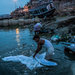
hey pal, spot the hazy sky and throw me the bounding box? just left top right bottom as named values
left=0, top=0, right=30, bottom=15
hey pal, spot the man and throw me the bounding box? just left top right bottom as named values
left=34, top=22, right=42, bottom=34
left=33, top=35, right=55, bottom=61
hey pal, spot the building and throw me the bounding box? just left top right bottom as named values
left=23, top=6, right=29, bottom=12
left=11, top=6, right=29, bottom=18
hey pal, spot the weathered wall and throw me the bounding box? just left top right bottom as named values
left=0, top=18, right=40, bottom=27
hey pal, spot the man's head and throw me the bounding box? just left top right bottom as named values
left=33, top=35, right=40, bottom=42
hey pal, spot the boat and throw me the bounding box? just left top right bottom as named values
left=64, top=46, right=75, bottom=59
left=29, top=2, right=55, bottom=18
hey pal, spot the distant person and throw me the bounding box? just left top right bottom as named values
left=33, top=35, right=55, bottom=61
left=34, top=22, right=42, bottom=34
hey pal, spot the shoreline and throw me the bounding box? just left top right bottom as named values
left=0, top=16, right=75, bottom=27
left=0, top=18, right=40, bottom=27
left=0, top=16, right=75, bottom=42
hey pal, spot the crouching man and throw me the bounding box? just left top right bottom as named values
left=33, top=35, right=55, bottom=61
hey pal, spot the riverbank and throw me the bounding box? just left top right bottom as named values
left=0, top=15, right=75, bottom=27
left=42, top=16, right=75, bottom=35
left=0, top=18, right=40, bottom=27
left=29, top=16, right=75, bottom=42
left=0, top=15, right=75, bottom=42
left=41, top=16, right=75, bottom=41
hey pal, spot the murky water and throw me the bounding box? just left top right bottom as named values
left=0, top=27, right=75, bottom=75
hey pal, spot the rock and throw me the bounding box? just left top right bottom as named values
left=34, top=17, right=40, bottom=22
left=9, top=19, right=18, bottom=26
left=2, top=20, right=9, bottom=26
left=69, top=36, right=75, bottom=43
left=69, top=25, right=75, bottom=35
left=18, top=19, right=24, bottom=25
left=56, top=27, right=69, bottom=35
left=57, top=16, right=75, bottom=27
left=68, top=44, right=75, bottom=51
left=51, top=35, right=61, bottom=41
left=0, top=18, right=40, bottom=27
left=0, top=21, right=3, bottom=26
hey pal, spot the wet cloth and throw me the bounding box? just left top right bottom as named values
left=2, top=55, right=43, bottom=70
left=41, top=38, right=55, bottom=59
left=34, top=23, right=42, bottom=31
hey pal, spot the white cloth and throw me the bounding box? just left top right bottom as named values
left=41, top=38, right=55, bottom=56
left=2, top=55, right=43, bottom=70
left=34, top=23, right=42, bottom=31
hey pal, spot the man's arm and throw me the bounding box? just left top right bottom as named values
left=33, top=43, right=42, bottom=58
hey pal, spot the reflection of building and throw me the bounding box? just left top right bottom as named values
left=16, top=28, right=20, bottom=46
left=16, top=28, right=19, bottom=34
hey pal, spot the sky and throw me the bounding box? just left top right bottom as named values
left=0, top=0, right=30, bottom=15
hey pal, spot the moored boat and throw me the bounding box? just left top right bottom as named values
left=29, top=2, right=55, bottom=18
left=64, top=44, right=75, bottom=59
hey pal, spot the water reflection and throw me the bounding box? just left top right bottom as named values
left=16, top=28, right=20, bottom=46
left=16, top=28, right=19, bottom=34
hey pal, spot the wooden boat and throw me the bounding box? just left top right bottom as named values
left=64, top=47, right=75, bottom=59
left=29, top=2, right=55, bottom=18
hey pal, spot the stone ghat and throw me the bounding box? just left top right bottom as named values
left=0, top=18, right=40, bottom=27
left=42, top=16, right=75, bottom=36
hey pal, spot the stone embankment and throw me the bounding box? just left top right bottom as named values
left=0, top=18, right=40, bottom=27
left=43, top=16, right=75, bottom=35
left=42, top=16, right=75, bottom=42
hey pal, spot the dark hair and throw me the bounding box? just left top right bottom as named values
left=33, top=35, right=40, bottom=40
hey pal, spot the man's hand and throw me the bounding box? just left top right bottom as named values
left=33, top=54, right=35, bottom=58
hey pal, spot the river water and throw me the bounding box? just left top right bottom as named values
left=0, top=27, right=75, bottom=75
